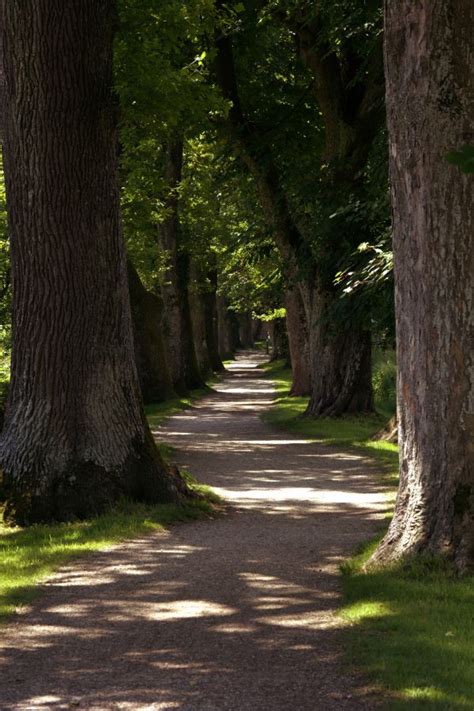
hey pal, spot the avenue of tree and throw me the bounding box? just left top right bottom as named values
left=0, top=0, right=472, bottom=570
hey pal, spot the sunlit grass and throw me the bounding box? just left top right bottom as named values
left=341, top=543, right=474, bottom=710
left=145, top=385, right=214, bottom=429
left=0, top=496, right=217, bottom=625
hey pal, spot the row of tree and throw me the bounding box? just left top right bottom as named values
left=0, top=1, right=472, bottom=570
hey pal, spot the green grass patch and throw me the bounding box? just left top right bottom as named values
left=145, top=385, right=213, bottom=429
left=0, top=496, right=217, bottom=625
left=341, top=543, right=474, bottom=709
left=261, top=359, right=398, bottom=481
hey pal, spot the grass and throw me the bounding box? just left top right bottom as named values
left=0, top=385, right=222, bottom=626
left=263, top=357, right=474, bottom=710
left=145, top=384, right=215, bottom=429
left=341, top=544, right=474, bottom=709
left=0, top=496, right=216, bottom=625
left=261, top=358, right=398, bottom=482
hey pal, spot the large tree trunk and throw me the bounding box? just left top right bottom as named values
left=217, top=295, right=234, bottom=360
left=127, top=260, right=175, bottom=404
left=285, top=287, right=311, bottom=396
left=302, top=286, right=373, bottom=417
left=372, top=1, right=474, bottom=570
left=160, top=140, right=203, bottom=394
left=0, top=0, right=184, bottom=524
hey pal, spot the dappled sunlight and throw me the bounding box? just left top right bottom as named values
left=212, top=484, right=386, bottom=514
left=341, top=600, right=393, bottom=623
left=130, top=599, right=237, bottom=622
left=0, top=353, right=386, bottom=709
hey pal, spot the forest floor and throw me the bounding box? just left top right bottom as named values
left=0, top=351, right=389, bottom=710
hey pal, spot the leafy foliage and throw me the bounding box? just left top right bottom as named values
left=447, top=145, right=474, bottom=174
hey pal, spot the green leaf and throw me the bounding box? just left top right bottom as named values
left=447, top=145, right=474, bottom=174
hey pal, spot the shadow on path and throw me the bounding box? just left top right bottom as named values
left=0, top=352, right=388, bottom=710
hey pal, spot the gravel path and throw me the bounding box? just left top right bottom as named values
left=0, top=352, right=388, bottom=710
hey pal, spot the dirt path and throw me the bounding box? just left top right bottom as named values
left=0, top=353, right=388, bottom=710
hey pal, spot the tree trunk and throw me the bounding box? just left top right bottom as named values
left=127, top=260, right=175, bottom=404
left=217, top=295, right=234, bottom=360
left=285, top=286, right=311, bottom=396
left=302, top=286, right=373, bottom=417
left=203, top=271, right=224, bottom=372
left=0, top=0, right=185, bottom=525
left=239, top=312, right=254, bottom=349
left=270, top=318, right=290, bottom=364
left=252, top=319, right=263, bottom=343
left=189, top=285, right=212, bottom=379
left=229, top=310, right=242, bottom=352
left=215, top=24, right=373, bottom=414
left=160, top=140, right=204, bottom=394
left=372, top=0, right=474, bottom=570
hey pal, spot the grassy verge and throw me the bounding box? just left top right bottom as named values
left=145, top=384, right=215, bottom=429
left=340, top=543, right=474, bottom=710
left=0, top=496, right=216, bottom=625
left=0, top=385, right=221, bottom=626
left=261, top=359, right=398, bottom=482
left=263, top=359, right=474, bottom=710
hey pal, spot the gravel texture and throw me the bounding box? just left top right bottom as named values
left=0, top=352, right=388, bottom=710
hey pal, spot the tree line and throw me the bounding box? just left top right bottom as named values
left=0, top=0, right=472, bottom=570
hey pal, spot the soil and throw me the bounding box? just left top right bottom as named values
left=0, top=352, right=388, bottom=710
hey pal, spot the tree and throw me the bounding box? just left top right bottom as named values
left=214, top=1, right=385, bottom=415
left=372, top=0, right=474, bottom=570
left=0, top=0, right=185, bottom=524
left=127, top=260, right=175, bottom=404
left=159, top=139, right=204, bottom=393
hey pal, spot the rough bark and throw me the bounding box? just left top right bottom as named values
left=372, top=1, right=474, bottom=570
left=285, top=287, right=311, bottom=396
left=299, top=279, right=374, bottom=418
left=0, top=4, right=5, bottom=141
left=289, top=17, right=384, bottom=418
left=302, top=286, right=373, bottom=417
left=159, top=140, right=204, bottom=394
left=127, top=260, right=174, bottom=404
left=0, top=0, right=185, bottom=524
